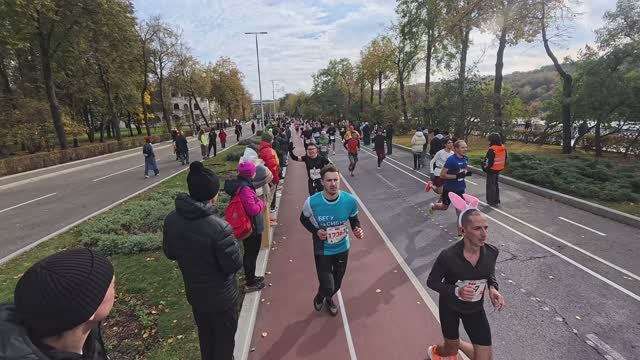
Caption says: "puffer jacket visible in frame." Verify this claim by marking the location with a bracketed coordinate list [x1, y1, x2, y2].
[410, 131, 427, 153]
[224, 177, 265, 235]
[163, 193, 242, 312]
[258, 141, 280, 185]
[0, 303, 107, 360]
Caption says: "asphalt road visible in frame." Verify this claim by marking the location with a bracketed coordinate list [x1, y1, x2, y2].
[0, 123, 254, 261]
[324, 138, 640, 360]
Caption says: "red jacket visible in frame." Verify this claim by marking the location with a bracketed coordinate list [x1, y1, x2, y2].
[259, 141, 280, 185]
[219, 130, 227, 142]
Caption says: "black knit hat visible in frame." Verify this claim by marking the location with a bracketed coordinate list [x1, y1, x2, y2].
[14, 248, 114, 337]
[187, 161, 220, 201]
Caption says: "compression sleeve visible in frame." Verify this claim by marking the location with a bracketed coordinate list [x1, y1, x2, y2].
[300, 212, 317, 234]
[426, 251, 456, 299]
[348, 214, 361, 230]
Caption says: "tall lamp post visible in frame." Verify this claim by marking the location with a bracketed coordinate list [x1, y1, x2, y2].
[245, 31, 267, 127]
[270, 79, 281, 118]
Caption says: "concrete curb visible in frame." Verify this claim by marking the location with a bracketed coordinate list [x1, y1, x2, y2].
[234, 166, 287, 360]
[392, 143, 640, 229]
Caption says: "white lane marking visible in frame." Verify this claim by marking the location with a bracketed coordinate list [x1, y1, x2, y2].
[585, 334, 627, 360]
[0, 193, 57, 214]
[337, 290, 358, 360]
[357, 149, 640, 302]
[364, 147, 640, 283]
[92, 165, 144, 182]
[559, 217, 607, 236]
[0, 141, 241, 265]
[340, 174, 471, 360]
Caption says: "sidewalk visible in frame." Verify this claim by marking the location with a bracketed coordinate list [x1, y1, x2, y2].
[246, 137, 448, 359]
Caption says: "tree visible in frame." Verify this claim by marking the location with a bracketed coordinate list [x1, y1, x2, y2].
[172, 54, 211, 127]
[486, 0, 537, 133]
[149, 19, 182, 133]
[14, 0, 99, 149]
[537, 0, 576, 153]
[388, 18, 424, 123]
[136, 18, 160, 136]
[209, 57, 246, 124]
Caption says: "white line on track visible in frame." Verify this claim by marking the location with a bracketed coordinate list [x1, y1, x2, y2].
[559, 217, 607, 236]
[337, 290, 358, 360]
[340, 174, 471, 360]
[356, 148, 640, 301]
[0, 193, 57, 214]
[92, 165, 144, 182]
[585, 334, 627, 360]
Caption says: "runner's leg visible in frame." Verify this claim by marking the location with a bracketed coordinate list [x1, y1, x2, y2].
[314, 254, 334, 299]
[331, 251, 349, 296]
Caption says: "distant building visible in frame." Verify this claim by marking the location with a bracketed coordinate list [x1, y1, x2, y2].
[152, 89, 219, 129]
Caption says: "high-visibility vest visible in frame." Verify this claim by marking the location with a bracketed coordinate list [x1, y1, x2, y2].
[489, 145, 506, 171]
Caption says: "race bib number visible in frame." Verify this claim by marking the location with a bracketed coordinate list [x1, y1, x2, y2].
[330, 136, 335, 140]
[455, 279, 487, 302]
[326, 225, 347, 244]
[305, 139, 311, 144]
[310, 168, 321, 180]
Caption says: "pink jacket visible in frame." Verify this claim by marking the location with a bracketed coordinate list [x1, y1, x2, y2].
[238, 186, 264, 217]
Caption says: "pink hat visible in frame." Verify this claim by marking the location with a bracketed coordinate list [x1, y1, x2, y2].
[238, 161, 256, 178]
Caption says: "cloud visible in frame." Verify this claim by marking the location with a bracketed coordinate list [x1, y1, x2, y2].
[133, 0, 614, 99]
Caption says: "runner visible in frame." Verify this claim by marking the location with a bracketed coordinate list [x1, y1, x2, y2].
[373, 128, 386, 168]
[289, 142, 331, 195]
[299, 164, 364, 316]
[301, 124, 314, 149]
[343, 125, 361, 177]
[429, 140, 471, 239]
[327, 123, 337, 155]
[338, 120, 347, 140]
[425, 137, 454, 195]
[426, 194, 504, 360]
[312, 122, 321, 145]
[318, 130, 331, 159]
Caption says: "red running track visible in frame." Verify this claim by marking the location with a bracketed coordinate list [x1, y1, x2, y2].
[249, 137, 448, 360]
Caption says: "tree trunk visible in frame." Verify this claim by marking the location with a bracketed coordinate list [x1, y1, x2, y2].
[378, 72, 383, 105]
[455, 21, 471, 138]
[126, 111, 134, 137]
[141, 44, 151, 136]
[360, 81, 364, 115]
[227, 104, 233, 125]
[158, 63, 172, 133]
[99, 119, 105, 142]
[424, 30, 433, 123]
[399, 69, 409, 123]
[37, 16, 67, 149]
[191, 94, 210, 126]
[83, 104, 95, 143]
[370, 82, 374, 104]
[494, 24, 508, 132]
[97, 62, 121, 141]
[188, 97, 197, 130]
[541, 2, 573, 154]
[0, 54, 15, 99]
[594, 120, 602, 157]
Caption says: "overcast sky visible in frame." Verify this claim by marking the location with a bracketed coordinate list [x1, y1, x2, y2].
[133, 0, 615, 100]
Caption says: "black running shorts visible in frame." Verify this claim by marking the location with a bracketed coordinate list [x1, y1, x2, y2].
[442, 188, 465, 206]
[439, 302, 492, 346]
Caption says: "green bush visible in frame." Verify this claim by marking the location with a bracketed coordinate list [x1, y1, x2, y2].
[224, 147, 246, 162]
[91, 233, 162, 256]
[507, 153, 639, 202]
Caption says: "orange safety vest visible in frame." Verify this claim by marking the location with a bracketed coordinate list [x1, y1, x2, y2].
[489, 145, 506, 171]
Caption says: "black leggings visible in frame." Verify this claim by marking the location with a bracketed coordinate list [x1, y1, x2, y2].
[192, 305, 238, 360]
[413, 153, 421, 169]
[314, 251, 349, 299]
[207, 142, 217, 157]
[243, 232, 261, 284]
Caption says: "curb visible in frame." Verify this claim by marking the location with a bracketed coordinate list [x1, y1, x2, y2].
[234, 166, 287, 360]
[392, 143, 640, 229]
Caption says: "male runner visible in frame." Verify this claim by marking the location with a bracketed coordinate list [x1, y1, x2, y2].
[343, 126, 361, 177]
[429, 140, 471, 238]
[289, 143, 331, 195]
[425, 137, 454, 195]
[300, 165, 364, 316]
[327, 123, 337, 155]
[426, 208, 504, 360]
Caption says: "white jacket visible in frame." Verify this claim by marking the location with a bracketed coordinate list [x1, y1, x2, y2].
[430, 148, 453, 176]
[410, 132, 427, 153]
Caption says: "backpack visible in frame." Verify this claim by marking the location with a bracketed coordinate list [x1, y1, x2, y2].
[224, 188, 253, 241]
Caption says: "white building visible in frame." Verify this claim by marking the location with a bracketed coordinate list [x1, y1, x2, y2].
[154, 90, 220, 129]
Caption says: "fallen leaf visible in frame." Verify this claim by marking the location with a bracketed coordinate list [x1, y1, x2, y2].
[261, 332, 268, 338]
[375, 289, 382, 293]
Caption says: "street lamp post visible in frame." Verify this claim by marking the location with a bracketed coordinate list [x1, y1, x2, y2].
[270, 79, 281, 118]
[245, 31, 267, 127]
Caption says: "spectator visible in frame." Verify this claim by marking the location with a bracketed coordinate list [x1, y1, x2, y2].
[163, 161, 242, 360]
[219, 128, 227, 149]
[208, 127, 217, 157]
[198, 129, 209, 160]
[175, 131, 189, 165]
[411, 128, 427, 170]
[258, 131, 280, 213]
[0, 248, 115, 359]
[142, 136, 160, 178]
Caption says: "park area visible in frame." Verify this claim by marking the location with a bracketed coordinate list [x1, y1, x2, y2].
[394, 133, 640, 217]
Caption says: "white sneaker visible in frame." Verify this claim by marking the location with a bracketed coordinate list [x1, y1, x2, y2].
[144, 175, 149, 179]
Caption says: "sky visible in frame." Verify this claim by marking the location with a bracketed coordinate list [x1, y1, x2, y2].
[132, 0, 616, 100]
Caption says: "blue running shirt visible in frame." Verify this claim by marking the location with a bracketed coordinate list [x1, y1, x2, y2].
[443, 154, 468, 193]
[302, 191, 359, 255]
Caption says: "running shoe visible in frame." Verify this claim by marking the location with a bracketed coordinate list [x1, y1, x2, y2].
[313, 294, 324, 311]
[427, 203, 435, 218]
[426, 345, 456, 360]
[244, 279, 265, 293]
[326, 297, 338, 316]
[144, 175, 149, 179]
[425, 181, 432, 192]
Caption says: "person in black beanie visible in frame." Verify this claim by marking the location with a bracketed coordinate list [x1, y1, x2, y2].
[0, 247, 115, 359]
[163, 161, 242, 360]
